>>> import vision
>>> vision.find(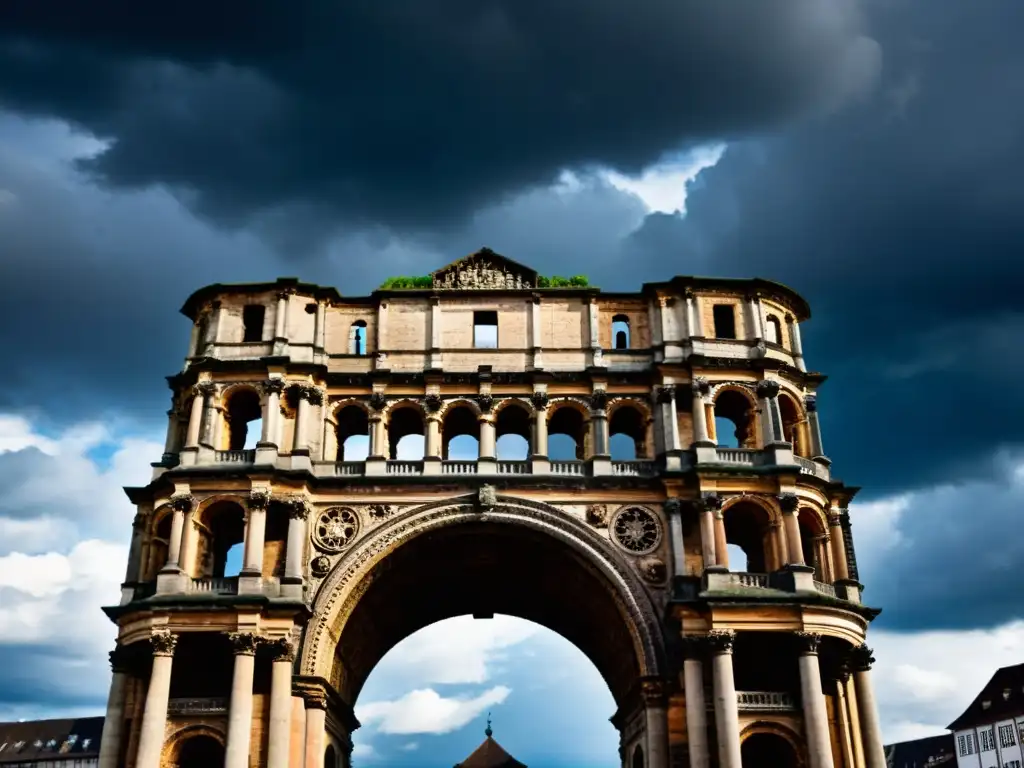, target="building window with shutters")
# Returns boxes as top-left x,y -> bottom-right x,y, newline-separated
981,729 -> 996,752
1000,725 -> 1016,748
